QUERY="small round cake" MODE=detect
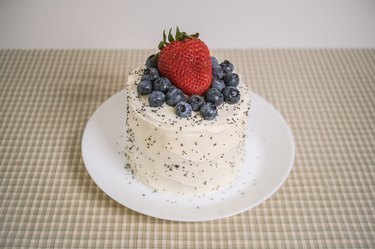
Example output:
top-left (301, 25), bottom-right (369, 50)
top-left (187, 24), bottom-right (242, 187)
top-left (125, 28), bottom-right (251, 196)
top-left (126, 68), bottom-right (251, 196)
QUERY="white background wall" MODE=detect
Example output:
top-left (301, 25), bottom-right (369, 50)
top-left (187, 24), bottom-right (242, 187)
top-left (0, 0), bottom-right (374, 49)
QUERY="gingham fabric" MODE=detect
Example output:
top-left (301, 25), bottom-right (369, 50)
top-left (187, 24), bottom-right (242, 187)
top-left (0, 49), bottom-right (374, 248)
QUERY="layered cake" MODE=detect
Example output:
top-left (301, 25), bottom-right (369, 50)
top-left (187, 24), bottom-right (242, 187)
top-left (125, 28), bottom-right (251, 196)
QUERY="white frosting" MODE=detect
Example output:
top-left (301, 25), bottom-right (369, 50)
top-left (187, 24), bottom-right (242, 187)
top-left (125, 67), bottom-right (251, 196)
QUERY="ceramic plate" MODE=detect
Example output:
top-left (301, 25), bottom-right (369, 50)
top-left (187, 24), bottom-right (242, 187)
top-left (82, 90), bottom-right (295, 222)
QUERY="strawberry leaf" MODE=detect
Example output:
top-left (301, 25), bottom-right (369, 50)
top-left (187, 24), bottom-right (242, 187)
top-left (182, 32), bottom-right (193, 39)
top-left (163, 30), bottom-right (166, 43)
top-left (191, 32), bottom-right (199, 38)
top-left (176, 26), bottom-right (181, 41)
top-left (158, 41), bottom-right (165, 50)
top-left (168, 28), bottom-right (175, 42)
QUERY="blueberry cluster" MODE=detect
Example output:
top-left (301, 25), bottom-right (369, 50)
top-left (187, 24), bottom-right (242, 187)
top-left (137, 56), bottom-right (241, 120)
top-left (210, 57), bottom-right (241, 105)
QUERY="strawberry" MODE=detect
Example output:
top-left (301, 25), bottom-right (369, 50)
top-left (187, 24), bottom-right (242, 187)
top-left (155, 28), bottom-right (212, 96)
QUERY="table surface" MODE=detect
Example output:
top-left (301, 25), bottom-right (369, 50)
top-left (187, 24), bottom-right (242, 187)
top-left (0, 49), bottom-right (374, 248)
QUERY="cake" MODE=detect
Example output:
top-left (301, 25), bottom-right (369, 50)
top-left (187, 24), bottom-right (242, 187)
top-left (125, 28), bottom-right (251, 196)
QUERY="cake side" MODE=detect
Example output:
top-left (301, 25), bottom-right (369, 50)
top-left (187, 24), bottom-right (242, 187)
top-left (125, 67), bottom-right (251, 196)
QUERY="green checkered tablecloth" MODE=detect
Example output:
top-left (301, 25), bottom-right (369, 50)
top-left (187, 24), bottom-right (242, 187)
top-left (0, 49), bottom-right (374, 248)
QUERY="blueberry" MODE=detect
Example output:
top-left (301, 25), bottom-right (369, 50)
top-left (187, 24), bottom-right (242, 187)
top-left (142, 68), bottom-right (160, 81)
top-left (175, 101), bottom-right (192, 118)
top-left (211, 56), bottom-right (219, 68)
top-left (166, 87), bottom-right (186, 106)
top-left (137, 80), bottom-right (153, 95)
top-left (148, 90), bottom-right (165, 107)
top-left (224, 73), bottom-right (239, 87)
top-left (187, 95), bottom-right (205, 112)
top-left (146, 54), bottom-right (158, 69)
top-left (211, 78), bottom-right (226, 91)
top-left (212, 67), bottom-right (224, 79)
top-left (205, 88), bottom-right (224, 106)
top-left (153, 77), bottom-right (172, 94)
top-left (220, 60), bottom-right (234, 75)
top-left (200, 102), bottom-right (218, 120)
top-left (223, 86), bottom-right (241, 104)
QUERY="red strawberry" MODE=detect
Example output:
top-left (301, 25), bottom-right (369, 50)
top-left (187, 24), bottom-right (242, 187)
top-left (156, 28), bottom-right (212, 96)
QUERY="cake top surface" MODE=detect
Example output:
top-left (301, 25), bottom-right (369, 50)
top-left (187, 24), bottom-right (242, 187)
top-left (127, 67), bottom-right (251, 132)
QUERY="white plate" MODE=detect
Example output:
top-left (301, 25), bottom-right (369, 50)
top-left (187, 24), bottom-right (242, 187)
top-left (82, 91), bottom-right (295, 222)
